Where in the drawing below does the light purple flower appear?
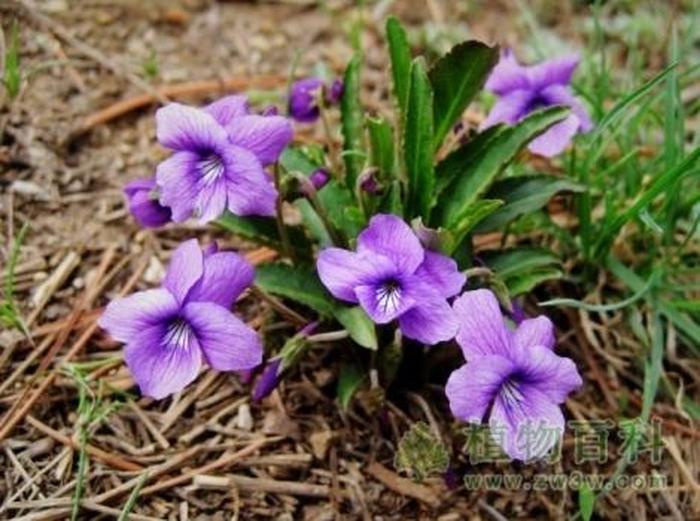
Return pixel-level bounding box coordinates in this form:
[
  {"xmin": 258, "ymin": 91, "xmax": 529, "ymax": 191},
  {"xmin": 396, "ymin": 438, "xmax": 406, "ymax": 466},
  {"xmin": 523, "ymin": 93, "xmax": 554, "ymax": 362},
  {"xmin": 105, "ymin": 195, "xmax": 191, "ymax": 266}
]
[
  {"xmin": 154, "ymin": 95, "xmax": 292, "ymax": 223},
  {"xmin": 317, "ymin": 214, "xmax": 465, "ymax": 345},
  {"xmin": 123, "ymin": 177, "xmax": 171, "ymax": 228},
  {"xmin": 446, "ymin": 289, "xmax": 582, "ymax": 460},
  {"xmin": 482, "ymin": 50, "xmax": 593, "ymax": 157},
  {"xmin": 99, "ymin": 239, "xmax": 262, "ymax": 399}
]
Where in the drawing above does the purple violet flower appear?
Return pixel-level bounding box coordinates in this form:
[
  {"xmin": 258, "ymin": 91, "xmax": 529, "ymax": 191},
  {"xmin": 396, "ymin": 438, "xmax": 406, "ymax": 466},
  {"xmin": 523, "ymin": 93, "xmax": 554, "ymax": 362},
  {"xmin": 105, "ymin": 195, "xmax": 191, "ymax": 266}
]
[
  {"xmin": 99, "ymin": 239, "xmax": 263, "ymax": 399},
  {"xmin": 123, "ymin": 177, "xmax": 171, "ymax": 228},
  {"xmin": 317, "ymin": 214, "xmax": 465, "ymax": 345},
  {"xmin": 482, "ymin": 51, "xmax": 593, "ymax": 157},
  {"xmin": 446, "ymin": 289, "xmax": 582, "ymax": 460},
  {"xmin": 154, "ymin": 95, "xmax": 292, "ymax": 223}
]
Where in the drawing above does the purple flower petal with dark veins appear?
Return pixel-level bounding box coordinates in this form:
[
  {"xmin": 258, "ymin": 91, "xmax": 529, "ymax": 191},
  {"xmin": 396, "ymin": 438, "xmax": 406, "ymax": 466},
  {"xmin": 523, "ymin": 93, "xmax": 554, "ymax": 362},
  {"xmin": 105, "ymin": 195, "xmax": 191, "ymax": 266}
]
[
  {"xmin": 154, "ymin": 96, "xmax": 290, "ymax": 223},
  {"xmin": 226, "ymin": 115, "xmax": 293, "ymax": 166},
  {"xmin": 482, "ymin": 51, "xmax": 592, "ymax": 157},
  {"xmin": 316, "ymin": 214, "xmax": 463, "ymax": 345},
  {"xmin": 99, "ymin": 239, "xmax": 262, "ymax": 399},
  {"xmin": 446, "ymin": 289, "xmax": 582, "ymax": 461},
  {"xmin": 123, "ymin": 177, "xmax": 172, "ymax": 228}
]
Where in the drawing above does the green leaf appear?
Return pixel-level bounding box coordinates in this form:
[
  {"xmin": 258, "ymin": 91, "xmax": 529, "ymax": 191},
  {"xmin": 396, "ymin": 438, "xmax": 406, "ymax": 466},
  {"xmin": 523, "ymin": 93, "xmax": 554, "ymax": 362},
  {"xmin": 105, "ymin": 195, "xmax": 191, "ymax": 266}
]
[
  {"xmin": 337, "ymin": 364, "xmax": 364, "ymax": 410},
  {"xmin": 443, "ymin": 199, "xmax": 503, "ymax": 254},
  {"xmin": 341, "ymin": 55, "xmax": 365, "ymax": 189},
  {"xmin": 256, "ymin": 263, "xmax": 377, "ymax": 350},
  {"xmin": 433, "ymin": 106, "xmax": 570, "ymax": 229},
  {"xmin": 317, "ymin": 180, "xmax": 366, "ymax": 239},
  {"xmin": 578, "ymin": 484, "xmax": 595, "ymax": 521},
  {"xmin": 482, "ymin": 248, "xmax": 562, "ymax": 296},
  {"xmin": 476, "ymin": 175, "xmax": 585, "ymax": 233},
  {"xmin": 379, "ymin": 180, "xmax": 404, "ymax": 216},
  {"xmin": 386, "ymin": 17, "xmax": 411, "ymax": 117},
  {"xmin": 295, "ymin": 199, "xmax": 333, "ymax": 247},
  {"xmin": 367, "ymin": 116, "xmax": 395, "ymax": 178},
  {"xmin": 333, "ymin": 306, "xmax": 377, "ymax": 350},
  {"xmin": 404, "ymin": 58, "xmax": 435, "ymax": 219},
  {"xmin": 216, "ymin": 212, "xmax": 310, "ymax": 255},
  {"xmin": 255, "ymin": 263, "xmax": 334, "ymax": 316},
  {"xmin": 429, "ymin": 40, "xmax": 499, "ymax": 149},
  {"xmin": 280, "ymin": 146, "xmax": 320, "ymax": 176}
]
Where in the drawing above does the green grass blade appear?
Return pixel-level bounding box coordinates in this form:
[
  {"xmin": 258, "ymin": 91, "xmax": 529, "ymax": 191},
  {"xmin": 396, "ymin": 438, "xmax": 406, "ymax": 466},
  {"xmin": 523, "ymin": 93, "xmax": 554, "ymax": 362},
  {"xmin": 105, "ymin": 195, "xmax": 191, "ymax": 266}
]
[{"xmin": 385, "ymin": 17, "xmax": 411, "ymax": 118}]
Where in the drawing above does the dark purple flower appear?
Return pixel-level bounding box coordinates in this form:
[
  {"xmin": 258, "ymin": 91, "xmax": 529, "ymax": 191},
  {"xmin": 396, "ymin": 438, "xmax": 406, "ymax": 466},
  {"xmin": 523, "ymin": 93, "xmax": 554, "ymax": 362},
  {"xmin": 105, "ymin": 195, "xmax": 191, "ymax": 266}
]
[
  {"xmin": 123, "ymin": 177, "xmax": 171, "ymax": 228},
  {"xmin": 446, "ymin": 289, "xmax": 582, "ymax": 460},
  {"xmin": 327, "ymin": 79, "xmax": 344, "ymax": 105},
  {"xmin": 99, "ymin": 239, "xmax": 262, "ymax": 399},
  {"xmin": 154, "ymin": 96, "xmax": 292, "ymax": 223},
  {"xmin": 317, "ymin": 214, "xmax": 465, "ymax": 345},
  {"xmin": 288, "ymin": 78, "xmax": 324, "ymax": 122},
  {"xmin": 482, "ymin": 51, "xmax": 593, "ymax": 157},
  {"xmin": 309, "ymin": 168, "xmax": 330, "ymax": 190}
]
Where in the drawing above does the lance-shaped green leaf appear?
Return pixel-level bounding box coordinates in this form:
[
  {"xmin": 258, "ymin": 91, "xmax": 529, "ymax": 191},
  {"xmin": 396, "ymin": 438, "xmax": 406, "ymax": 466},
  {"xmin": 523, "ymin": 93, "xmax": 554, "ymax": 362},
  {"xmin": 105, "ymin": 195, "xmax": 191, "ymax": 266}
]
[
  {"xmin": 279, "ymin": 146, "xmax": 320, "ymax": 176},
  {"xmin": 404, "ymin": 58, "xmax": 435, "ymax": 219},
  {"xmin": 337, "ymin": 363, "xmax": 364, "ymax": 410},
  {"xmin": 481, "ymin": 248, "xmax": 562, "ymax": 296},
  {"xmin": 443, "ymin": 199, "xmax": 503, "ymax": 254},
  {"xmin": 333, "ymin": 305, "xmax": 377, "ymax": 350},
  {"xmin": 341, "ymin": 55, "xmax": 365, "ymax": 189},
  {"xmin": 367, "ymin": 116, "xmax": 395, "ymax": 178},
  {"xmin": 433, "ymin": 106, "xmax": 570, "ymax": 229},
  {"xmin": 429, "ymin": 40, "xmax": 499, "ymax": 149},
  {"xmin": 255, "ymin": 263, "xmax": 377, "ymax": 349},
  {"xmin": 386, "ymin": 16, "xmax": 411, "ymax": 117},
  {"xmin": 317, "ymin": 180, "xmax": 366, "ymax": 239},
  {"xmin": 475, "ymin": 175, "xmax": 586, "ymax": 232},
  {"xmin": 216, "ymin": 213, "xmax": 310, "ymax": 255}
]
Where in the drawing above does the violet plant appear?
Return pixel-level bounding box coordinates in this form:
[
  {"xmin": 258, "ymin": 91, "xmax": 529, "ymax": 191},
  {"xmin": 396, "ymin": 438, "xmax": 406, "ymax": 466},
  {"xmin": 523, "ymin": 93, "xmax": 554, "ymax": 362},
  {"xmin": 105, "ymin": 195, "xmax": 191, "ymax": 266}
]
[{"xmin": 103, "ymin": 17, "xmax": 591, "ymax": 461}]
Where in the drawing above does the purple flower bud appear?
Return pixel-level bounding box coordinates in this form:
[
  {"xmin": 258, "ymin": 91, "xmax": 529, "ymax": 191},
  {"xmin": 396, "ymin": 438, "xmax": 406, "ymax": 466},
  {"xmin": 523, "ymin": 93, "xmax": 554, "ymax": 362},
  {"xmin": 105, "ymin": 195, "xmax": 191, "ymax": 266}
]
[
  {"xmin": 288, "ymin": 78, "xmax": 324, "ymax": 123},
  {"xmin": 262, "ymin": 105, "xmax": 279, "ymax": 116},
  {"xmin": 359, "ymin": 169, "xmax": 379, "ymax": 194},
  {"xmin": 326, "ymin": 79, "xmax": 344, "ymax": 105},
  {"xmin": 299, "ymin": 321, "xmax": 319, "ymax": 337},
  {"xmin": 252, "ymin": 358, "xmax": 282, "ymax": 402},
  {"xmin": 309, "ymin": 168, "xmax": 330, "ymax": 190},
  {"xmin": 123, "ymin": 177, "xmax": 171, "ymax": 228}
]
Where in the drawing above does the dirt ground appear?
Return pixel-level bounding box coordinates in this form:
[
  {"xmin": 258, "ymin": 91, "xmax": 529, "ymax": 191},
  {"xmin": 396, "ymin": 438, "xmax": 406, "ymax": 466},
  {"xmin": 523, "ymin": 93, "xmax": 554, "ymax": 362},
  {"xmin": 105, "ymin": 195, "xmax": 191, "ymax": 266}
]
[{"xmin": 1, "ymin": 1, "xmax": 698, "ymax": 519}]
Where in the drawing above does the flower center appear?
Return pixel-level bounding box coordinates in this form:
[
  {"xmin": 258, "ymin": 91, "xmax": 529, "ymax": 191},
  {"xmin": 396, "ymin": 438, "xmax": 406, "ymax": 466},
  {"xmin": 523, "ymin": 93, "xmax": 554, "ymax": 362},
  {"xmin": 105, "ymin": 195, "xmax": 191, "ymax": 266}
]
[
  {"xmin": 525, "ymin": 94, "xmax": 550, "ymax": 114},
  {"xmin": 499, "ymin": 378, "xmax": 524, "ymax": 406},
  {"xmin": 163, "ymin": 318, "xmax": 193, "ymax": 350},
  {"xmin": 197, "ymin": 154, "xmax": 225, "ymax": 185},
  {"xmin": 376, "ymin": 279, "xmax": 402, "ymax": 314}
]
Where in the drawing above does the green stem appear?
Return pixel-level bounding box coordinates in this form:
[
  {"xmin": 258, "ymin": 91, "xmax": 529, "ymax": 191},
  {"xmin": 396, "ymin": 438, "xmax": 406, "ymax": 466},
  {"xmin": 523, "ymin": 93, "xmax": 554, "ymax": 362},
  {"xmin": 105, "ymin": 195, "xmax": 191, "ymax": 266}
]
[{"xmin": 273, "ymin": 163, "xmax": 295, "ymax": 262}]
